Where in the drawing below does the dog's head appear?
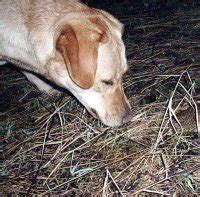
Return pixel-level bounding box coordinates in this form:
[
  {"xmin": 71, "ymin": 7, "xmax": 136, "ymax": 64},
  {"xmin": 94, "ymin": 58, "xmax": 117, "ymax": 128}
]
[{"xmin": 52, "ymin": 9, "xmax": 132, "ymax": 127}]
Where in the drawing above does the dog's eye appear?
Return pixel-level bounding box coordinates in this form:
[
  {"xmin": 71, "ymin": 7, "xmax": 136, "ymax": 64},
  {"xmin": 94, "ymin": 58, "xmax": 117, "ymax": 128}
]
[{"xmin": 102, "ymin": 80, "xmax": 114, "ymax": 86}]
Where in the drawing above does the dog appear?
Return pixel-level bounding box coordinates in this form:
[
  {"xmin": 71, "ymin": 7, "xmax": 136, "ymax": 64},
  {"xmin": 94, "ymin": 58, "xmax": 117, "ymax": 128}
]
[{"xmin": 0, "ymin": 0, "xmax": 132, "ymax": 127}]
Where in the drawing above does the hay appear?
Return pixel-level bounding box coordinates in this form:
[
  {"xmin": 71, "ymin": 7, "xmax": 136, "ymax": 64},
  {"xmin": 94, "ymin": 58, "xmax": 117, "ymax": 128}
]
[{"xmin": 1, "ymin": 4, "xmax": 200, "ymax": 196}]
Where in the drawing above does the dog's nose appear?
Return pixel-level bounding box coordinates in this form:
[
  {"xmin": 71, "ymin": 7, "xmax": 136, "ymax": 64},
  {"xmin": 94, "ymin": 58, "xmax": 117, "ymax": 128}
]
[{"xmin": 123, "ymin": 106, "xmax": 132, "ymax": 124}]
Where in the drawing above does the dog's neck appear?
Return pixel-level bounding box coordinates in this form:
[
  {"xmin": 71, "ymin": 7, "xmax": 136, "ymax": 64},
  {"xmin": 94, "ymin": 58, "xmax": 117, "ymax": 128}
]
[{"xmin": 0, "ymin": 55, "xmax": 42, "ymax": 73}]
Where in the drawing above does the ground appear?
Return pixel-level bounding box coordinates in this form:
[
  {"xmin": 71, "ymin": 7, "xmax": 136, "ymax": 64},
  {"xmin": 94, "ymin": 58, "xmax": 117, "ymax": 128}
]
[{"xmin": 1, "ymin": 2, "xmax": 200, "ymax": 196}]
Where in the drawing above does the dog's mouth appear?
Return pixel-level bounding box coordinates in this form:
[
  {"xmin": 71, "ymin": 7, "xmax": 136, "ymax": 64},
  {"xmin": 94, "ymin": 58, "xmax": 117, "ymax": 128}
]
[{"xmin": 86, "ymin": 107, "xmax": 99, "ymax": 119}]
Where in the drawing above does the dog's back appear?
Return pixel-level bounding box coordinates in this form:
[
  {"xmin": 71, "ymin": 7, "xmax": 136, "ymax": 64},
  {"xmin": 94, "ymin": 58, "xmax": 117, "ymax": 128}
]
[
  {"xmin": 0, "ymin": 0, "xmax": 35, "ymax": 66},
  {"xmin": 0, "ymin": 0, "xmax": 84, "ymax": 68}
]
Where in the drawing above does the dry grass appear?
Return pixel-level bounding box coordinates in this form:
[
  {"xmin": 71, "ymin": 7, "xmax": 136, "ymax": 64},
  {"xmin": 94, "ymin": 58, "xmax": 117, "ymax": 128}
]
[{"xmin": 1, "ymin": 4, "xmax": 200, "ymax": 196}]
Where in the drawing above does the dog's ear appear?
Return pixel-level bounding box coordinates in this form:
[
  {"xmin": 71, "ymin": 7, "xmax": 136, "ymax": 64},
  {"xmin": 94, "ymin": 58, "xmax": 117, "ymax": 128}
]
[{"xmin": 56, "ymin": 25, "xmax": 105, "ymax": 89}]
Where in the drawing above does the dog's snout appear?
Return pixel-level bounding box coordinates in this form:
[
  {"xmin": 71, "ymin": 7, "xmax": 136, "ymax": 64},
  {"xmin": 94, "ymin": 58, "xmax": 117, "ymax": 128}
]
[{"xmin": 123, "ymin": 105, "xmax": 132, "ymax": 124}]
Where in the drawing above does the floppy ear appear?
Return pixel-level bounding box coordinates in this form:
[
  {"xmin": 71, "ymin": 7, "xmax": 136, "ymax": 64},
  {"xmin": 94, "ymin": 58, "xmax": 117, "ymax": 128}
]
[{"xmin": 56, "ymin": 25, "xmax": 101, "ymax": 89}]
